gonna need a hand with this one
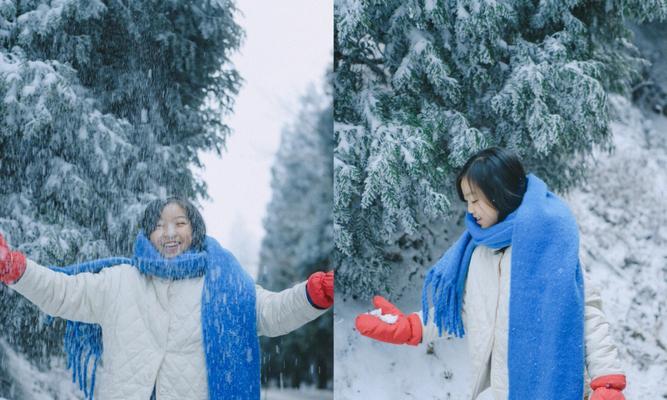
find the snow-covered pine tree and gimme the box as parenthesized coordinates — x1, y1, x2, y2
(0, 0, 242, 388)
(334, 0, 667, 297)
(258, 77, 333, 389)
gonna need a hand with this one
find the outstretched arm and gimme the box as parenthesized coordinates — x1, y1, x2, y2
(355, 295, 464, 346)
(1, 234, 113, 324)
(255, 271, 332, 337)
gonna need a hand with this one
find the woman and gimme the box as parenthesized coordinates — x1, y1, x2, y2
(0, 196, 333, 400)
(355, 148, 625, 400)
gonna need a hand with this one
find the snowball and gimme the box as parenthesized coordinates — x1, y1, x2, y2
(367, 308, 399, 324)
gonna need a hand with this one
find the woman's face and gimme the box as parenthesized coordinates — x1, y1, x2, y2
(149, 202, 193, 258)
(460, 178, 499, 228)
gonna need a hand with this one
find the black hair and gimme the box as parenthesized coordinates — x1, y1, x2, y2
(140, 196, 207, 251)
(455, 147, 527, 222)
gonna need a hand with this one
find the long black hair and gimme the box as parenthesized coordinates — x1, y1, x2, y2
(140, 196, 207, 251)
(455, 147, 527, 222)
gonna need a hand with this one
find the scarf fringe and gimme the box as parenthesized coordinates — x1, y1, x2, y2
(64, 322, 102, 400)
(49, 248, 204, 400)
(422, 268, 465, 338)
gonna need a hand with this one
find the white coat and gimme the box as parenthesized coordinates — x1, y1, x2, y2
(418, 245, 623, 400)
(10, 259, 327, 400)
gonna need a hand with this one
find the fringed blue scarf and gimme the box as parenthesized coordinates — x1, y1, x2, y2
(422, 174, 585, 399)
(48, 234, 260, 400)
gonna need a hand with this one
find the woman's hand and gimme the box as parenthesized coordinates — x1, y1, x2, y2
(590, 374, 626, 400)
(0, 234, 27, 284)
(355, 296, 422, 345)
(306, 271, 333, 309)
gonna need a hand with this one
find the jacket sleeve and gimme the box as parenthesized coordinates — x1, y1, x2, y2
(255, 281, 327, 337)
(417, 308, 443, 344)
(416, 306, 463, 344)
(583, 267, 624, 379)
(8, 258, 115, 324)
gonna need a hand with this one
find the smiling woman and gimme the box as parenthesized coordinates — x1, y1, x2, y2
(143, 198, 203, 258)
(149, 204, 194, 257)
(0, 197, 334, 400)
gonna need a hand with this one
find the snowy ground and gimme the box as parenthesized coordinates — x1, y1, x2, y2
(0, 388, 333, 400)
(262, 387, 333, 400)
(335, 299, 473, 400)
(334, 95, 667, 399)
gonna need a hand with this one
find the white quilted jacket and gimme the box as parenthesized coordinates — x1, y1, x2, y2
(10, 259, 327, 400)
(419, 245, 623, 400)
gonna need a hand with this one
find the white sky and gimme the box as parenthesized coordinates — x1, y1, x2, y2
(198, 1, 333, 278)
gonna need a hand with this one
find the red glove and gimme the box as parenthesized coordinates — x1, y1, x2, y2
(306, 271, 333, 309)
(0, 234, 27, 285)
(355, 296, 422, 346)
(590, 374, 626, 400)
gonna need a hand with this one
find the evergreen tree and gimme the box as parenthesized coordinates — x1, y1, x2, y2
(334, 0, 667, 297)
(0, 0, 242, 391)
(630, 20, 667, 115)
(258, 78, 333, 389)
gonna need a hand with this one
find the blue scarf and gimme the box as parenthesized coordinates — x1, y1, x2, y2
(49, 234, 260, 400)
(422, 174, 585, 399)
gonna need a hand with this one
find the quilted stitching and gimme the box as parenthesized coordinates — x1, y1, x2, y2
(156, 277, 208, 399)
(12, 262, 327, 400)
(419, 245, 623, 400)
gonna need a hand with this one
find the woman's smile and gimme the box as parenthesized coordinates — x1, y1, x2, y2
(161, 240, 183, 256)
(149, 203, 193, 258)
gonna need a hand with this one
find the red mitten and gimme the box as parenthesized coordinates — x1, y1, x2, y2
(0, 234, 27, 285)
(322, 270, 333, 300)
(590, 374, 626, 400)
(306, 271, 334, 309)
(355, 296, 422, 346)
